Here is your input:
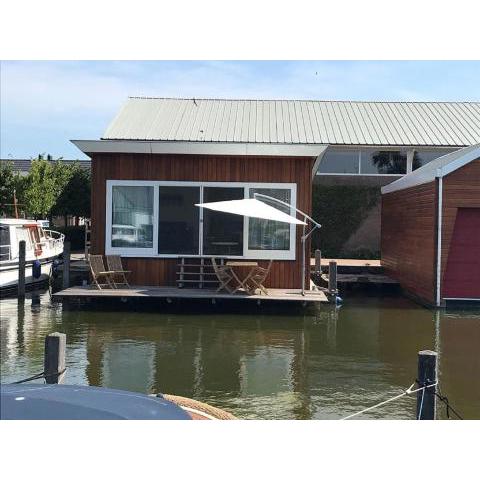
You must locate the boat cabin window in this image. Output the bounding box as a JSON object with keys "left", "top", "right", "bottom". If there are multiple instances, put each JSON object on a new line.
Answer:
{"left": 0, "top": 227, "right": 10, "bottom": 260}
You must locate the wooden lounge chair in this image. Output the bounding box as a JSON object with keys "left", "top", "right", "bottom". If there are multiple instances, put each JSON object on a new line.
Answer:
{"left": 243, "top": 260, "right": 273, "bottom": 295}
{"left": 88, "top": 254, "right": 115, "bottom": 290}
{"left": 211, "top": 258, "right": 242, "bottom": 294}
{"left": 106, "top": 255, "right": 131, "bottom": 288}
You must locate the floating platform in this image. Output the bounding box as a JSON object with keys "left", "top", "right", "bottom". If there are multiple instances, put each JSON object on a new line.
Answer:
{"left": 53, "top": 285, "right": 329, "bottom": 305}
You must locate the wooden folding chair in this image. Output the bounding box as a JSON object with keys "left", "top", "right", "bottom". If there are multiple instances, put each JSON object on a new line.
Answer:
{"left": 88, "top": 254, "right": 115, "bottom": 290}
{"left": 243, "top": 260, "right": 273, "bottom": 295}
{"left": 211, "top": 258, "right": 241, "bottom": 294}
{"left": 106, "top": 255, "right": 131, "bottom": 288}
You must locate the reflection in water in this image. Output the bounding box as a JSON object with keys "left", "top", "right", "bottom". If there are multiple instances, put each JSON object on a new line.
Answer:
{"left": 1, "top": 291, "right": 479, "bottom": 419}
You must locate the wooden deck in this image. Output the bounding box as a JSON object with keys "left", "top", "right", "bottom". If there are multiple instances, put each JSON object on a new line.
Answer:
{"left": 53, "top": 286, "right": 329, "bottom": 304}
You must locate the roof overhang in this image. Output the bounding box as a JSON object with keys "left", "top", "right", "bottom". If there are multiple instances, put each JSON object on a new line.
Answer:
{"left": 71, "top": 140, "right": 328, "bottom": 158}
{"left": 381, "top": 144, "right": 480, "bottom": 195}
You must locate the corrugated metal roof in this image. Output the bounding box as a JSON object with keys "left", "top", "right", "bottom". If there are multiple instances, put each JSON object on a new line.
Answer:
{"left": 102, "top": 97, "right": 480, "bottom": 147}
{"left": 381, "top": 144, "right": 480, "bottom": 194}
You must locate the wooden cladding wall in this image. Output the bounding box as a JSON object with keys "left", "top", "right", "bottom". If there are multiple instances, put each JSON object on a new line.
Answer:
{"left": 90, "top": 153, "right": 314, "bottom": 288}
{"left": 381, "top": 182, "right": 437, "bottom": 304}
{"left": 441, "top": 158, "right": 480, "bottom": 297}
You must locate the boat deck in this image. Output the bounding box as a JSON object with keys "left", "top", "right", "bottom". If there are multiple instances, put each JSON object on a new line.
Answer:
{"left": 53, "top": 285, "right": 329, "bottom": 304}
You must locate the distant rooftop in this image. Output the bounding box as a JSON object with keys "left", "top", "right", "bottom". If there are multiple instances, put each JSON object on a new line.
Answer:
{"left": 0, "top": 158, "right": 91, "bottom": 174}
{"left": 102, "top": 97, "right": 480, "bottom": 147}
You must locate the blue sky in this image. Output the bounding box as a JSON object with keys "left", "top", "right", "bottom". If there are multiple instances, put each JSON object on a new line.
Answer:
{"left": 1, "top": 60, "right": 479, "bottom": 160}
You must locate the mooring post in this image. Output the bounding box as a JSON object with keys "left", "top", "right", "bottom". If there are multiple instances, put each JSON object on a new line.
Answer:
{"left": 44, "top": 332, "right": 67, "bottom": 384}
{"left": 18, "top": 240, "right": 26, "bottom": 300}
{"left": 315, "top": 249, "right": 321, "bottom": 274}
{"left": 328, "top": 261, "right": 337, "bottom": 294}
{"left": 417, "top": 350, "right": 437, "bottom": 420}
{"left": 62, "top": 241, "right": 71, "bottom": 290}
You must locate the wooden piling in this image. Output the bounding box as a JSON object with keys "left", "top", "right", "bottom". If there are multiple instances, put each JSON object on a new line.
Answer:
{"left": 62, "top": 241, "right": 71, "bottom": 290}
{"left": 328, "top": 261, "right": 337, "bottom": 294}
{"left": 18, "top": 240, "right": 26, "bottom": 299}
{"left": 417, "top": 350, "right": 437, "bottom": 420}
{"left": 315, "top": 249, "right": 322, "bottom": 274}
{"left": 44, "top": 332, "right": 66, "bottom": 384}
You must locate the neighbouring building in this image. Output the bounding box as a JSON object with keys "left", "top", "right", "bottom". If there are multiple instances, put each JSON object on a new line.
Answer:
{"left": 381, "top": 144, "right": 480, "bottom": 307}
{"left": 72, "top": 97, "right": 480, "bottom": 288}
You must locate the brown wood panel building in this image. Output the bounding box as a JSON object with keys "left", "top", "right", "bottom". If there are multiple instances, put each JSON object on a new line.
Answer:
{"left": 89, "top": 152, "right": 315, "bottom": 289}
{"left": 381, "top": 148, "right": 480, "bottom": 306}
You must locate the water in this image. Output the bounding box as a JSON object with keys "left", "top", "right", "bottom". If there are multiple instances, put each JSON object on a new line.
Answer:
{"left": 1, "top": 290, "right": 479, "bottom": 419}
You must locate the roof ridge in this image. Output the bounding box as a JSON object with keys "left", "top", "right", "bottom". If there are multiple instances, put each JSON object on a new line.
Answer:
{"left": 128, "top": 96, "right": 480, "bottom": 104}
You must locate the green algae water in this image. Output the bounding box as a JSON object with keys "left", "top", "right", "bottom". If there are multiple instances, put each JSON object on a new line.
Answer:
{"left": 1, "top": 290, "right": 479, "bottom": 419}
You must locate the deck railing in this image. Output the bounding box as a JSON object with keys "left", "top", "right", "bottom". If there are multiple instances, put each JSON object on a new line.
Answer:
{"left": 43, "top": 229, "right": 65, "bottom": 251}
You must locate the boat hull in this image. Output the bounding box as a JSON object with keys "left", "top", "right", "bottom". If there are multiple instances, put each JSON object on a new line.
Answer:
{"left": 0, "top": 255, "right": 59, "bottom": 290}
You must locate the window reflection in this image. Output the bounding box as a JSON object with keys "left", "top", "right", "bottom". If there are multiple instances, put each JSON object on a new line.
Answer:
{"left": 318, "top": 149, "right": 359, "bottom": 174}
{"left": 203, "top": 187, "right": 244, "bottom": 256}
{"left": 361, "top": 150, "right": 407, "bottom": 174}
{"left": 249, "top": 188, "right": 291, "bottom": 251}
{"left": 158, "top": 186, "right": 199, "bottom": 254}
{"left": 111, "top": 186, "right": 154, "bottom": 248}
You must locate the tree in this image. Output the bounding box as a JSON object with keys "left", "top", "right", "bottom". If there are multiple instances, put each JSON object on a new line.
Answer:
{"left": 52, "top": 162, "right": 91, "bottom": 224}
{"left": 0, "top": 161, "right": 23, "bottom": 216}
{"left": 22, "top": 158, "right": 59, "bottom": 219}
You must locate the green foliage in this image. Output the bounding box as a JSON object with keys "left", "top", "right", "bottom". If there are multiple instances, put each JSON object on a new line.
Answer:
{"left": 311, "top": 185, "right": 380, "bottom": 258}
{"left": 0, "top": 161, "right": 24, "bottom": 216}
{"left": 52, "top": 163, "right": 91, "bottom": 219}
{"left": 19, "top": 156, "right": 91, "bottom": 220}
{"left": 22, "top": 158, "right": 61, "bottom": 218}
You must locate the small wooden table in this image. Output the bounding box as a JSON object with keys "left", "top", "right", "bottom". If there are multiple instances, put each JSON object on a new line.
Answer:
{"left": 226, "top": 261, "right": 258, "bottom": 293}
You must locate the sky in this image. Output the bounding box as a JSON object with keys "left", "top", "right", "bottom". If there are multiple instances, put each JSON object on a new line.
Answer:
{"left": 1, "top": 60, "right": 479, "bottom": 160}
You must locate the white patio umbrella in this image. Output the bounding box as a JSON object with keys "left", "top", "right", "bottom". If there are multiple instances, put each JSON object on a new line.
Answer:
{"left": 195, "top": 198, "right": 306, "bottom": 225}
{"left": 196, "top": 194, "right": 321, "bottom": 295}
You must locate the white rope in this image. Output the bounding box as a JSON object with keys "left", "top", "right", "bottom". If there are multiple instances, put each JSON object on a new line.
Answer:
{"left": 417, "top": 385, "right": 426, "bottom": 420}
{"left": 340, "top": 381, "right": 438, "bottom": 420}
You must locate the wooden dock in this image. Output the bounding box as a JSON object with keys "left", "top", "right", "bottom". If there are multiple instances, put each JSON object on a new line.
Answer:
{"left": 53, "top": 285, "right": 329, "bottom": 304}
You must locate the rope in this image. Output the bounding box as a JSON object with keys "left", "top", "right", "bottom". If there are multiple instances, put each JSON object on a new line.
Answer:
{"left": 434, "top": 385, "right": 463, "bottom": 420}
{"left": 341, "top": 381, "right": 438, "bottom": 420}
{"left": 417, "top": 384, "right": 426, "bottom": 420}
{"left": 11, "top": 368, "right": 67, "bottom": 385}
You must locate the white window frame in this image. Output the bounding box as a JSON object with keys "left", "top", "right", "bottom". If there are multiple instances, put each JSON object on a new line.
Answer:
{"left": 105, "top": 180, "right": 297, "bottom": 260}
{"left": 106, "top": 181, "right": 159, "bottom": 256}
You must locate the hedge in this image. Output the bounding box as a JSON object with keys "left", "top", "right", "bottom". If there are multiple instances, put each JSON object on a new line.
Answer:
{"left": 311, "top": 185, "right": 381, "bottom": 259}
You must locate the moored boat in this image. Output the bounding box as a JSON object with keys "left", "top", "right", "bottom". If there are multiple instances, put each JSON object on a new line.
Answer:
{"left": 0, "top": 218, "right": 64, "bottom": 292}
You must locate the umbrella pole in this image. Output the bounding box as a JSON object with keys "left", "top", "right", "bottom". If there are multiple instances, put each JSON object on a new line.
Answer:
{"left": 301, "top": 221, "right": 306, "bottom": 296}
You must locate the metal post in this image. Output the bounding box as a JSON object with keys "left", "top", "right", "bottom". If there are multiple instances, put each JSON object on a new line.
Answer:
{"left": 18, "top": 240, "right": 26, "bottom": 300}
{"left": 417, "top": 350, "right": 437, "bottom": 420}
{"left": 301, "top": 224, "right": 306, "bottom": 295}
{"left": 328, "top": 261, "right": 337, "bottom": 295}
{"left": 62, "top": 241, "right": 71, "bottom": 290}
{"left": 44, "top": 332, "right": 67, "bottom": 384}
{"left": 315, "top": 249, "right": 321, "bottom": 274}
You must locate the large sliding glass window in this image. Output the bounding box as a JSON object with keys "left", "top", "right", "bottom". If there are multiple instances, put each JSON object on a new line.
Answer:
{"left": 158, "top": 186, "right": 199, "bottom": 254}
{"left": 106, "top": 181, "right": 297, "bottom": 260}
{"left": 248, "top": 188, "right": 291, "bottom": 251}
{"left": 111, "top": 186, "right": 154, "bottom": 248}
{"left": 203, "top": 187, "right": 244, "bottom": 256}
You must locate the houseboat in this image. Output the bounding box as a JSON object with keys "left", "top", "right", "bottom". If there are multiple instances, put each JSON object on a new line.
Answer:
{"left": 0, "top": 218, "right": 65, "bottom": 291}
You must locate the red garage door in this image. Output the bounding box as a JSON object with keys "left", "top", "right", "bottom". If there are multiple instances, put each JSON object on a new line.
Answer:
{"left": 443, "top": 208, "right": 480, "bottom": 299}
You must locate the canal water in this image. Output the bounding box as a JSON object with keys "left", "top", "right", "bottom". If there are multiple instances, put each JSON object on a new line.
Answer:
{"left": 1, "top": 290, "right": 479, "bottom": 419}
